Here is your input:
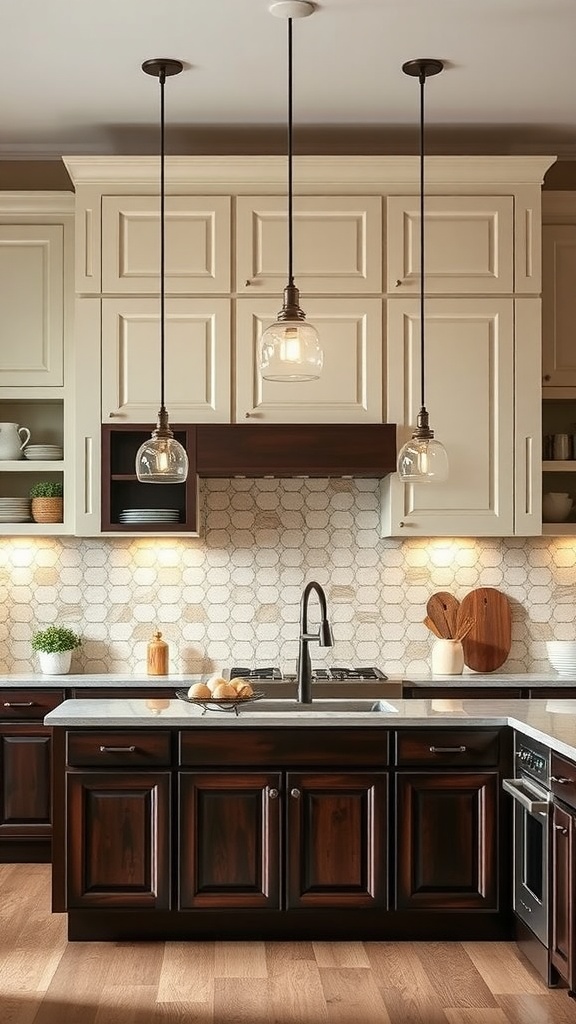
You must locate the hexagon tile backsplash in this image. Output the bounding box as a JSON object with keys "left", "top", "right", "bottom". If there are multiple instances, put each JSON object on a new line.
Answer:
{"left": 0, "top": 478, "right": 574, "bottom": 676}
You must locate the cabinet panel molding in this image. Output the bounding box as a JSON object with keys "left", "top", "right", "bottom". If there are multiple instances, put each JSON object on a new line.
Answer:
{"left": 237, "top": 195, "right": 382, "bottom": 294}
{"left": 387, "top": 196, "right": 514, "bottom": 295}
{"left": 383, "top": 297, "right": 514, "bottom": 537}
{"left": 0, "top": 225, "right": 64, "bottom": 386}
{"left": 101, "top": 297, "right": 231, "bottom": 423}
{"left": 102, "top": 196, "right": 231, "bottom": 294}
{"left": 236, "top": 297, "right": 382, "bottom": 423}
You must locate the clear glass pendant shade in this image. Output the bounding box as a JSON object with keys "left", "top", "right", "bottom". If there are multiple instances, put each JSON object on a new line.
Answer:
{"left": 260, "top": 317, "right": 323, "bottom": 382}
{"left": 135, "top": 428, "right": 189, "bottom": 484}
{"left": 397, "top": 432, "right": 449, "bottom": 484}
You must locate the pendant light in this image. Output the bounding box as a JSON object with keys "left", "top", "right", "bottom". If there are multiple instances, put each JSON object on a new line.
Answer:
{"left": 259, "top": 1, "right": 323, "bottom": 382}
{"left": 396, "top": 59, "right": 449, "bottom": 484}
{"left": 135, "top": 58, "right": 189, "bottom": 484}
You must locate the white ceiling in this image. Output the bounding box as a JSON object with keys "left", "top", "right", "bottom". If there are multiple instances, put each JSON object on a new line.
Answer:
{"left": 2, "top": 0, "right": 576, "bottom": 158}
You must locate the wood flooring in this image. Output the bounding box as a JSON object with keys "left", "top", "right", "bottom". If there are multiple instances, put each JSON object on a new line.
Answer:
{"left": 1, "top": 864, "right": 576, "bottom": 1024}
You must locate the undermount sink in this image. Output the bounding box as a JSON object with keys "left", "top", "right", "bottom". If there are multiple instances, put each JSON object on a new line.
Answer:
{"left": 239, "top": 698, "right": 399, "bottom": 714}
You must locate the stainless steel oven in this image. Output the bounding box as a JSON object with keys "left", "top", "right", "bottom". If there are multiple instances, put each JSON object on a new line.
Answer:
{"left": 502, "top": 734, "right": 551, "bottom": 951}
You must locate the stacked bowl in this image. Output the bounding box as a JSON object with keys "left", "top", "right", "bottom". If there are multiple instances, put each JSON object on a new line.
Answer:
{"left": 546, "top": 641, "right": 576, "bottom": 676}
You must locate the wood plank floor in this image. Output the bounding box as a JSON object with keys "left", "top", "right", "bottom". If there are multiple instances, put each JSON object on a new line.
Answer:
{"left": 2, "top": 864, "right": 576, "bottom": 1024}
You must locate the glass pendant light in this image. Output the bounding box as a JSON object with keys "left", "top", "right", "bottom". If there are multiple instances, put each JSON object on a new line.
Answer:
{"left": 135, "top": 58, "right": 189, "bottom": 484}
{"left": 396, "top": 59, "right": 449, "bottom": 484}
{"left": 259, "top": 1, "right": 323, "bottom": 382}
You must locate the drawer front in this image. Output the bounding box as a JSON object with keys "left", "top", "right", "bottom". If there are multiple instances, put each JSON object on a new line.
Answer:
{"left": 395, "top": 729, "right": 500, "bottom": 767}
{"left": 179, "top": 728, "right": 389, "bottom": 767}
{"left": 551, "top": 752, "right": 576, "bottom": 811}
{"left": 67, "top": 730, "right": 172, "bottom": 767}
{"left": 0, "top": 689, "right": 65, "bottom": 720}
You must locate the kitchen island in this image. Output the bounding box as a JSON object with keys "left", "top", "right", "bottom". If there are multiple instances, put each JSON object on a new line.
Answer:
{"left": 43, "top": 695, "right": 576, "bottom": 945}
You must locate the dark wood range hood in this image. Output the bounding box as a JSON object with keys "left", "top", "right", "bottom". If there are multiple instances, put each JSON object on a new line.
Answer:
{"left": 196, "top": 423, "right": 397, "bottom": 478}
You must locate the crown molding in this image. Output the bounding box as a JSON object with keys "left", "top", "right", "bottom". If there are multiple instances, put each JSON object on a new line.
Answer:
{"left": 0, "top": 191, "right": 74, "bottom": 215}
{"left": 63, "top": 154, "right": 557, "bottom": 190}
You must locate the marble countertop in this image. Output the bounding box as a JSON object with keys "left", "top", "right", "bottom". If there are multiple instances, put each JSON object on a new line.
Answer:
{"left": 43, "top": 696, "right": 576, "bottom": 763}
{"left": 1, "top": 671, "right": 575, "bottom": 688}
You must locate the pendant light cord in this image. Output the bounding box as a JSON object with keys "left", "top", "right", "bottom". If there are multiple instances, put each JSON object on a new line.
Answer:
{"left": 287, "top": 17, "right": 294, "bottom": 287}
{"left": 419, "top": 66, "right": 426, "bottom": 412}
{"left": 159, "top": 65, "right": 166, "bottom": 415}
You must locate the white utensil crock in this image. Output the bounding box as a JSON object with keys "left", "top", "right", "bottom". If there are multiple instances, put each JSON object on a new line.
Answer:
{"left": 431, "top": 639, "right": 464, "bottom": 675}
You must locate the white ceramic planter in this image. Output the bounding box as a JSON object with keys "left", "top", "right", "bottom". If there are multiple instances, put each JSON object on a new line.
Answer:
{"left": 38, "top": 650, "right": 72, "bottom": 675}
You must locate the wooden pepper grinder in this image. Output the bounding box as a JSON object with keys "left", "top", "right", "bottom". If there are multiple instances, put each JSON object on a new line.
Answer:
{"left": 147, "top": 630, "right": 169, "bottom": 676}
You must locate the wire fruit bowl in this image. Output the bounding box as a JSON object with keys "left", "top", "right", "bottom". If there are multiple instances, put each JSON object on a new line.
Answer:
{"left": 175, "top": 688, "right": 265, "bottom": 715}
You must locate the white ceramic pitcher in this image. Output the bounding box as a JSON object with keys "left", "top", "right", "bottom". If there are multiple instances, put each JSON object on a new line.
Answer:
{"left": 0, "top": 422, "right": 31, "bottom": 460}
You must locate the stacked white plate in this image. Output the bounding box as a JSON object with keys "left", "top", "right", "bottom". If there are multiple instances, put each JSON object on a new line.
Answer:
{"left": 119, "top": 508, "right": 181, "bottom": 524}
{"left": 546, "top": 640, "right": 576, "bottom": 676}
{"left": 0, "top": 497, "right": 32, "bottom": 522}
{"left": 24, "top": 445, "right": 63, "bottom": 461}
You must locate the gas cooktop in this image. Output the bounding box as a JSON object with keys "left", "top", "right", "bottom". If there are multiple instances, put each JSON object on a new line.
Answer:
{"left": 229, "top": 666, "right": 388, "bottom": 682}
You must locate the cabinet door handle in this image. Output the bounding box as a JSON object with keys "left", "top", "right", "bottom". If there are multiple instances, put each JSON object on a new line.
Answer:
{"left": 554, "top": 823, "right": 569, "bottom": 835}
{"left": 395, "top": 279, "right": 402, "bottom": 287}
{"left": 3, "top": 701, "right": 35, "bottom": 708}
{"left": 99, "top": 745, "right": 137, "bottom": 753}
{"left": 290, "top": 788, "right": 301, "bottom": 799}
{"left": 551, "top": 776, "right": 573, "bottom": 784}
{"left": 429, "top": 745, "right": 467, "bottom": 754}
{"left": 268, "top": 787, "right": 279, "bottom": 799}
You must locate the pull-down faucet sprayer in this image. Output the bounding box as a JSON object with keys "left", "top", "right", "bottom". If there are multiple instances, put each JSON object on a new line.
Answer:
{"left": 296, "top": 581, "right": 334, "bottom": 703}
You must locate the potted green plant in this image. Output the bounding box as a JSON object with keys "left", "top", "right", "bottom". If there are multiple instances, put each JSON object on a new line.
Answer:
{"left": 31, "top": 625, "right": 81, "bottom": 675}
{"left": 29, "top": 481, "right": 63, "bottom": 523}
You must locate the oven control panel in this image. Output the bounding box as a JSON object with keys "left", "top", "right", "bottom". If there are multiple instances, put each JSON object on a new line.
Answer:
{"left": 515, "top": 741, "right": 550, "bottom": 784}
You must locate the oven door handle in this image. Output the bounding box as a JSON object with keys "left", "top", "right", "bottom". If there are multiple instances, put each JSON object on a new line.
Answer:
{"left": 502, "top": 778, "right": 550, "bottom": 815}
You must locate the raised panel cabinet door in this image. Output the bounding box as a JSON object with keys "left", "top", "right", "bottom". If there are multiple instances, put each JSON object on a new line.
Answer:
{"left": 101, "top": 196, "right": 231, "bottom": 294}
{"left": 395, "top": 772, "right": 498, "bottom": 911}
{"left": 0, "top": 728, "right": 52, "bottom": 837}
{"left": 387, "top": 196, "right": 514, "bottom": 295}
{"left": 550, "top": 801, "right": 575, "bottom": 988}
{"left": 101, "top": 297, "right": 231, "bottom": 422}
{"left": 542, "top": 224, "right": 576, "bottom": 387}
{"left": 286, "top": 771, "right": 388, "bottom": 909}
{"left": 382, "top": 297, "right": 514, "bottom": 537}
{"left": 236, "top": 297, "right": 382, "bottom": 423}
{"left": 0, "top": 224, "right": 64, "bottom": 386}
{"left": 66, "top": 772, "right": 171, "bottom": 909}
{"left": 179, "top": 772, "right": 281, "bottom": 909}
{"left": 236, "top": 195, "right": 382, "bottom": 295}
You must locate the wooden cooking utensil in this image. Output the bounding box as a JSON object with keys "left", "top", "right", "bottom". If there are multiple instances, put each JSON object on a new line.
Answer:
{"left": 423, "top": 615, "right": 443, "bottom": 638}
{"left": 426, "top": 592, "right": 460, "bottom": 639}
{"left": 457, "top": 587, "right": 512, "bottom": 672}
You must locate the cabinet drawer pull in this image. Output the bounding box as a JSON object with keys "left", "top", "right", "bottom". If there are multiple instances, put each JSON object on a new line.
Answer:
{"left": 551, "top": 776, "right": 573, "bottom": 784}
{"left": 429, "top": 745, "right": 467, "bottom": 754}
{"left": 268, "top": 787, "right": 279, "bottom": 799}
{"left": 3, "top": 701, "right": 35, "bottom": 708}
{"left": 99, "top": 745, "right": 137, "bottom": 753}
{"left": 290, "top": 788, "right": 301, "bottom": 799}
{"left": 554, "top": 823, "right": 569, "bottom": 835}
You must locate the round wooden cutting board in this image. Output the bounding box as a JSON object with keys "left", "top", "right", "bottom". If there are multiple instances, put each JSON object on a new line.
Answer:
{"left": 457, "top": 587, "right": 512, "bottom": 672}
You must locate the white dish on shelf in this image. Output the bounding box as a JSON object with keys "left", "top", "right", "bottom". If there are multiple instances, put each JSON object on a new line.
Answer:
{"left": 546, "top": 640, "right": 576, "bottom": 676}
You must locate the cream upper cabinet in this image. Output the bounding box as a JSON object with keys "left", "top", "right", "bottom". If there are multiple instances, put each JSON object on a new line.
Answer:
{"left": 236, "top": 196, "right": 382, "bottom": 295}
{"left": 100, "top": 196, "right": 231, "bottom": 294}
{"left": 542, "top": 219, "right": 576, "bottom": 387}
{"left": 0, "top": 223, "right": 64, "bottom": 386}
{"left": 382, "top": 298, "right": 515, "bottom": 537}
{"left": 235, "top": 297, "right": 382, "bottom": 423}
{"left": 387, "top": 196, "right": 514, "bottom": 295}
{"left": 101, "top": 298, "right": 231, "bottom": 423}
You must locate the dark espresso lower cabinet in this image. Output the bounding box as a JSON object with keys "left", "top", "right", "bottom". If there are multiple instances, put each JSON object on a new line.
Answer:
{"left": 551, "top": 800, "right": 575, "bottom": 989}
{"left": 178, "top": 770, "right": 388, "bottom": 911}
{"left": 395, "top": 771, "right": 499, "bottom": 910}
{"left": 66, "top": 771, "right": 171, "bottom": 909}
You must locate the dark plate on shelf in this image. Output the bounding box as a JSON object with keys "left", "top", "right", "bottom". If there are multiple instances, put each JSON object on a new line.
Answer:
{"left": 175, "top": 688, "right": 265, "bottom": 714}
